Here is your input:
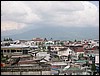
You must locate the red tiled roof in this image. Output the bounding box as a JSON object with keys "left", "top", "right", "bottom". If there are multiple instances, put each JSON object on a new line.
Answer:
{"left": 18, "top": 60, "right": 37, "bottom": 64}
{"left": 85, "top": 47, "right": 96, "bottom": 50}
{"left": 76, "top": 48, "right": 84, "bottom": 52}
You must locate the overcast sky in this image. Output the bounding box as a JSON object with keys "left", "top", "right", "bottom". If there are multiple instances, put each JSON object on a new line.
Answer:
{"left": 1, "top": 1, "right": 99, "bottom": 40}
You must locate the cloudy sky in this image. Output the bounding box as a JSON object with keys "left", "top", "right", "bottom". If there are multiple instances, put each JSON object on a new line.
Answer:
{"left": 1, "top": 1, "right": 99, "bottom": 40}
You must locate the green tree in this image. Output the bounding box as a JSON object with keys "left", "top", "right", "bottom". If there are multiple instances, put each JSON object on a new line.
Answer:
{"left": 9, "top": 38, "right": 13, "bottom": 41}
{"left": 3, "top": 38, "right": 6, "bottom": 41}
{"left": 6, "top": 38, "right": 9, "bottom": 41}
{"left": 60, "top": 42, "right": 64, "bottom": 46}
{"left": 86, "top": 61, "right": 89, "bottom": 66}
{"left": 3, "top": 37, "right": 13, "bottom": 41}
{"left": 78, "top": 53, "right": 83, "bottom": 60}
{"left": 74, "top": 39, "right": 77, "bottom": 42}
{"left": 91, "top": 63, "right": 96, "bottom": 75}
{"left": 1, "top": 55, "right": 10, "bottom": 63}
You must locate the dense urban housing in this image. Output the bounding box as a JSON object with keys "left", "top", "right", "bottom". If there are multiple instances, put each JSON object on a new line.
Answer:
{"left": 1, "top": 38, "right": 99, "bottom": 75}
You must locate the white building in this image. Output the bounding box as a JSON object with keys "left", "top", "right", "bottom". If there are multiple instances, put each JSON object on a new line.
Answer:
{"left": 95, "top": 54, "right": 99, "bottom": 64}
{"left": 58, "top": 48, "right": 74, "bottom": 56}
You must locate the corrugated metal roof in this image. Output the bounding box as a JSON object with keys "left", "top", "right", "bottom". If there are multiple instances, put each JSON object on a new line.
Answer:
{"left": 51, "top": 62, "right": 67, "bottom": 65}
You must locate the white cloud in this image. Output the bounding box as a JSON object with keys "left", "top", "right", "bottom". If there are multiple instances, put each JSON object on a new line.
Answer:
{"left": 1, "top": 21, "right": 26, "bottom": 31}
{"left": 1, "top": 1, "right": 41, "bottom": 23}
{"left": 1, "top": 1, "right": 99, "bottom": 32}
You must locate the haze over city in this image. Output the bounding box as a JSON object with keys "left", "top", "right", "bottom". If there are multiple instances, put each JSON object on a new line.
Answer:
{"left": 1, "top": 1, "right": 99, "bottom": 40}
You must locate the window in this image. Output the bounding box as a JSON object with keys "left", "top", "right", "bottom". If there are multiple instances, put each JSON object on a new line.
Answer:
{"left": 54, "top": 51, "right": 57, "bottom": 54}
{"left": 51, "top": 48, "right": 54, "bottom": 50}
{"left": 4, "top": 50, "right": 6, "bottom": 52}
{"left": 17, "top": 50, "right": 21, "bottom": 52}
{"left": 23, "top": 50, "right": 28, "bottom": 54}
{"left": 11, "top": 50, "right": 16, "bottom": 53}
{"left": 7, "top": 50, "right": 10, "bottom": 53}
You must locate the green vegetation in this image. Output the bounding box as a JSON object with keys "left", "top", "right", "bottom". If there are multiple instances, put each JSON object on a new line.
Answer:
{"left": 1, "top": 55, "right": 9, "bottom": 63}
{"left": 3, "top": 37, "right": 13, "bottom": 41}
{"left": 60, "top": 42, "right": 64, "bottom": 46}
{"left": 78, "top": 53, "right": 83, "bottom": 60}
{"left": 91, "top": 63, "right": 96, "bottom": 75}
{"left": 74, "top": 39, "right": 77, "bottom": 42}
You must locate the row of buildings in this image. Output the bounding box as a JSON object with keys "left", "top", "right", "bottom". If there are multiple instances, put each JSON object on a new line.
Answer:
{"left": 1, "top": 37, "right": 99, "bottom": 52}
{"left": 1, "top": 38, "right": 99, "bottom": 75}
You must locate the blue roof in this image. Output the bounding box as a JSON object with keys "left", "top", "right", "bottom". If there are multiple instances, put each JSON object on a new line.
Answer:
{"left": 51, "top": 68, "right": 59, "bottom": 71}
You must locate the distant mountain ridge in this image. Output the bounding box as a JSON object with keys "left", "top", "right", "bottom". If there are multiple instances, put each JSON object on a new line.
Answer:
{"left": 1, "top": 26, "right": 99, "bottom": 41}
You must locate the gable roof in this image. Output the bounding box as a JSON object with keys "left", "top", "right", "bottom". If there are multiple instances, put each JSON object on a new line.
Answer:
{"left": 68, "top": 46, "right": 84, "bottom": 53}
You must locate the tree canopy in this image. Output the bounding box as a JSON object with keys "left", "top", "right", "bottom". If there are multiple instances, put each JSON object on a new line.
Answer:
{"left": 3, "top": 37, "right": 13, "bottom": 41}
